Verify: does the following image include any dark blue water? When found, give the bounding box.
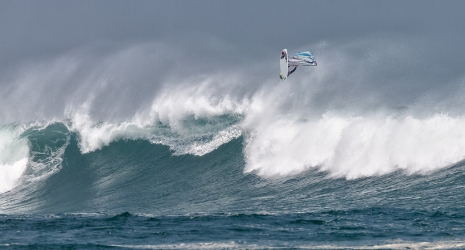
[2,208,465,249]
[1,122,465,249]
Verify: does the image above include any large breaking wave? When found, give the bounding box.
[2,35,465,214]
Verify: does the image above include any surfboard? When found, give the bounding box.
[279,49,288,80]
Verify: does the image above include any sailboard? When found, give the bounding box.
[279,49,288,80]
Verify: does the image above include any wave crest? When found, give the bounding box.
[244,113,465,179]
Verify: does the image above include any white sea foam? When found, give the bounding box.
[64,68,251,154]
[111,240,465,249]
[133,73,249,129]
[111,242,242,249]
[69,102,242,155]
[69,109,152,153]
[0,125,30,193]
[303,240,465,249]
[243,112,465,179]
[152,125,242,156]
[0,158,28,194]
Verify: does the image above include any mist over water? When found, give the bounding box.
[1,34,465,197]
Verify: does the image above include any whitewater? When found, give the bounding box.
[2,37,465,248]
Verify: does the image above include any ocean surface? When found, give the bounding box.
[1,113,465,249]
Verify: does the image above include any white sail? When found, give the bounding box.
[288,51,317,66]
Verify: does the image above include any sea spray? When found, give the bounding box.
[0,124,29,193]
[243,113,465,178]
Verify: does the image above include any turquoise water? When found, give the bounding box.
[1,122,465,248]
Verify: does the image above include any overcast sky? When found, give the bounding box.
[1,1,465,123]
[2,1,464,62]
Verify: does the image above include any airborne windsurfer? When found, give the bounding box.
[280,49,316,80]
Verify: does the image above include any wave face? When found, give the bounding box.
[1,116,465,215]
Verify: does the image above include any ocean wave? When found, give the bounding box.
[2,37,465,215]
[243,112,465,179]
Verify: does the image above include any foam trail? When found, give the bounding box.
[154,125,242,156]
